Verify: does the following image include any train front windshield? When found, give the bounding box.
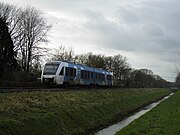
[43,63,59,75]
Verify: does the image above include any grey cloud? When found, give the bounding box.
[142,24,164,37]
[79,1,180,81]
[82,0,180,54]
[116,7,140,24]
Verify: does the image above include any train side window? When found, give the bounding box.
[87,71,89,80]
[84,70,87,79]
[87,71,89,79]
[59,67,64,75]
[73,68,76,77]
[95,73,98,80]
[69,68,75,77]
[70,68,73,77]
[91,72,93,79]
[65,67,69,76]
[87,71,88,79]
[86,71,88,79]
[88,71,90,80]
[83,70,85,79]
[107,75,112,80]
[81,70,84,79]
[102,74,105,81]
[85,70,88,79]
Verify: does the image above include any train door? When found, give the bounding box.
[77,69,81,84]
[105,74,107,86]
[56,67,64,84]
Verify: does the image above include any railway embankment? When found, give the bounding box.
[116,90,180,135]
[0,88,171,135]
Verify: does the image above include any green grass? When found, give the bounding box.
[0,88,171,135]
[116,90,180,135]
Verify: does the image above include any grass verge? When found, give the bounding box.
[0,88,171,135]
[116,90,180,135]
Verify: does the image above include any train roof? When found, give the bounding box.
[45,61,61,65]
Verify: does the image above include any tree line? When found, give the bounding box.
[0,2,176,88]
[50,46,172,88]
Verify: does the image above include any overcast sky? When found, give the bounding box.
[1,0,180,82]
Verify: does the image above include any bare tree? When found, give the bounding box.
[0,2,22,54]
[51,45,74,61]
[0,3,51,72]
[84,53,106,68]
[105,56,113,71]
[18,6,51,72]
[112,55,131,80]
[74,54,87,64]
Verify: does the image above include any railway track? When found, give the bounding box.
[0,85,119,93]
[0,87,63,93]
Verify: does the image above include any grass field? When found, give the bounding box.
[0,88,171,135]
[116,90,180,135]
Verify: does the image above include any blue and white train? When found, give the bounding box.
[41,61,113,86]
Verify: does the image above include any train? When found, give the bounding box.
[41,60,113,87]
